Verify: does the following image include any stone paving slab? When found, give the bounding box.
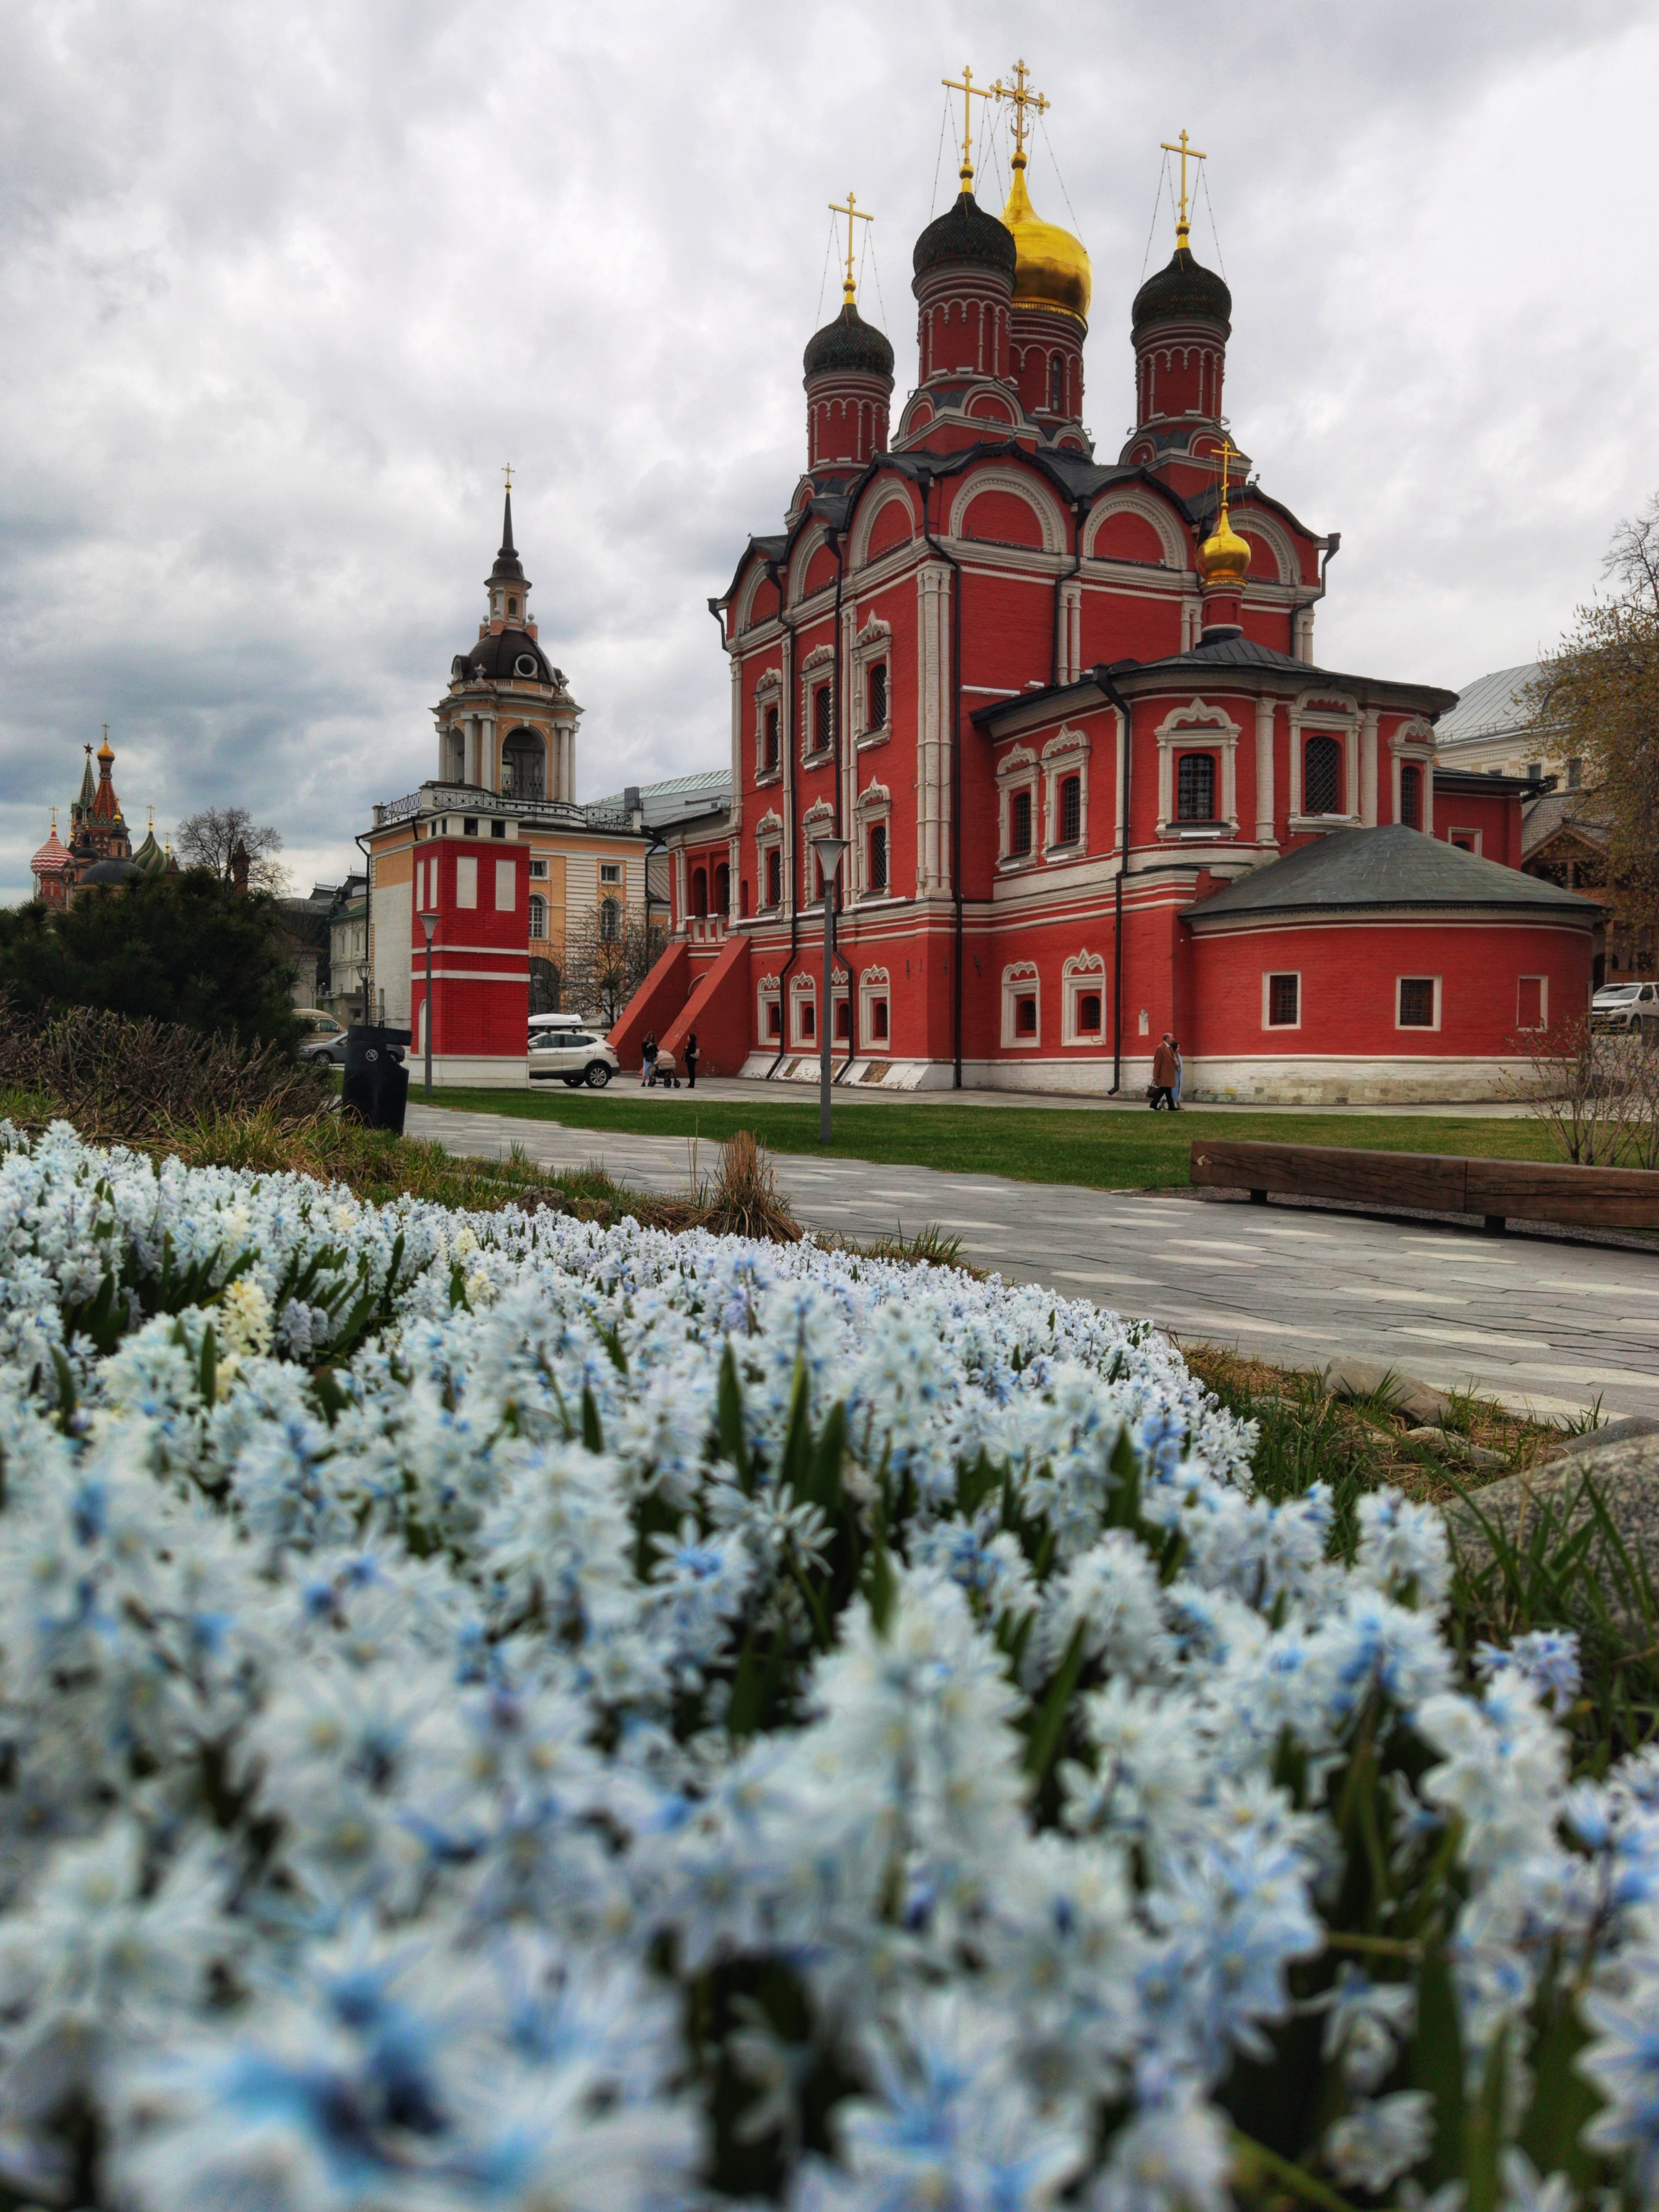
[406,1105,1657,1425]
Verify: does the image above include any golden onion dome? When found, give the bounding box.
[1198,499,1252,586]
[1000,153,1091,325]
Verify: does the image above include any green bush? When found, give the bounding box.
[0,870,300,1051]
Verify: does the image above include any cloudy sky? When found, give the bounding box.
[2,0,1655,901]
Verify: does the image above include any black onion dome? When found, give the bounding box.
[458,628,556,683]
[912,191,1016,284]
[803,301,895,384]
[79,858,139,886]
[1132,245,1231,335]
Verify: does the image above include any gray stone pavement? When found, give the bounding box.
[564,1074,1533,1117]
[406,1104,1658,1426]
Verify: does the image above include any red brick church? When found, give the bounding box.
[617,86,1600,1102]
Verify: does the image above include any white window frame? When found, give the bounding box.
[1155,700,1240,838]
[757,972,782,1044]
[996,743,1041,869]
[1516,974,1549,1031]
[1287,689,1361,830]
[858,965,892,1051]
[789,971,818,1048]
[1061,953,1106,1045]
[528,856,549,879]
[800,643,836,762]
[1448,826,1483,857]
[754,671,783,784]
[853,779,894,901]
[850,614,893,750]
[1262,970,1302,1030]
[1042,727,1090,857]
[1001,961,1041,1048]
[599,862,622,885]
[755,809,784,914]
[528,893,547,941]
[1395,974,1442,1032]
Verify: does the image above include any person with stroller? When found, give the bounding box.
[640,1033,658,1087]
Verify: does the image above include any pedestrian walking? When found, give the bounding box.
[640,1033,658,1088]
[1149,1032,1179,1111]
[684,1031,699,1089]
[1171,1036,1184,1108]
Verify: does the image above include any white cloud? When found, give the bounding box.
[2,0,1653,899]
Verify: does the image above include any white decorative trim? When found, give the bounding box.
[799,642,835,673]
[1154,698,1240,834]
[1289,688,1360,822]
[1042,727,1091,857]
[849,483,918,570]
[1061,951,1107,1045]
[787,523,832,606]
[1262,969,1302,1032]
[1001,960,1042,1048]
[1082,490,1185,570]
[1395,974,1443,1034]
[854,779,891,812]
[858,964,892,1051]
[948,466,1066,556]
[1230,505,1296,585]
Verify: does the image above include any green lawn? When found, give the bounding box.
[415,1085,1566,1192]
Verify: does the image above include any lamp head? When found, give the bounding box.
[418,911,440,943]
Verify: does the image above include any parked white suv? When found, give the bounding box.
[528,1017,618,1088]
[1592,981,1659,1033]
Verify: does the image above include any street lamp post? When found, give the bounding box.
[418,911,439,1100]
[810,838,850,1147]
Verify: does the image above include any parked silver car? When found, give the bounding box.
[1592,981,1659,1033]
[296,1009,349,1064]
[528,1024,618,1088]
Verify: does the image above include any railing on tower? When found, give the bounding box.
[372,781,632,832]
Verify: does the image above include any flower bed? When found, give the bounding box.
[0,1120,1654,2211]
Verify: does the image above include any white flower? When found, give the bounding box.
[1325,2090,1436,2193]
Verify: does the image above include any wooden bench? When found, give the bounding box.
[1188,1138,1659,1232]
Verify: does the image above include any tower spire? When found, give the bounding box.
[490,467,524,585]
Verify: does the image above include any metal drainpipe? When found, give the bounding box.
[1094,664,1135,1094]
[765,561,803,1079]
[1306,531,1341,659]
[917,465,965,1089]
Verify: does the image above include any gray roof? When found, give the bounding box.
[587,769,730,831]
[1436,663,1542,746]
[1185,823,1601,924]
[1521,787,1610,858]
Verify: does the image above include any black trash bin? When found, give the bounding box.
[341,1025,412,1134]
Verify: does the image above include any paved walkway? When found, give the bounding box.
[527,1074,1533,1117]
[406,1104,1657,1425]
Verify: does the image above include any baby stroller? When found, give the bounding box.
[649,1049,682,1090]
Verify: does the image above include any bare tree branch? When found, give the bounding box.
[174,806,289,894]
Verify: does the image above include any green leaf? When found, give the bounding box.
[1405,1935,1466,2190]
[864,1530,896,1637]
[803,1402,846,1515]
[581,1382,604,1455]
[198,1324,218,1410]
[1516,1976,1602,2190]
[1105,1422,1141,1529]
[716,1343,751,1490]
[1022,1620,1087,1794]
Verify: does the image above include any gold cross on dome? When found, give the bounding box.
[1159,127,1207,244]
[1206,433,1241,510]
[828,189,874,305]
[942,64,995,187]
[992,59,1049,158]
[502,463,514,493]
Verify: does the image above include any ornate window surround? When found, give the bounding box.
[1000,959,1042,1049]
[1288,688,1361,829]
[799,798,836,906]
[752,668,783,785]
[1061,951,1107,1045]
[799,643,836,764]
[852,779,894,902]
[1154,700,1240,837]
[995,741,1041,871]
[757,970,782,1041]
[1388,718,1437,832]
[1082,491,1186,571]
[755,808,784,914]
[858,965,892,1051]
[1041,726,1090,858]
[850,614,893,750]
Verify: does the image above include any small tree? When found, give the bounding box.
[1522,490,1659,947]
[0,872,301,1052]
[560,903,664,1030]
[174,806,289,895]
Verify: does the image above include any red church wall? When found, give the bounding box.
[1186,916,1593,1061]
[867,499,915,559]
[960,489,1049,549]
[803,546,838,598]
[1434,785,1522,867]
[1079,587,1184,669]
[1090,511,1168,565]
[410,834,530,1076]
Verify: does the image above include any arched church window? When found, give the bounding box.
[715,861,730,912]
[599,897,621,943]
[765,848,782,909]
[528,894,547,941]
[763,705,780,772]
[507,596,519,617]
[1049,355,1064,412]
[1176,752,1217,822]
[691,866,708,918]
[502,729,546,801]
[867,821,888,892]
[1304,734,1342,816]
[1059,774,1082,844]
[1399,762,1422,829]
[1010,789,1034,857]
[812,682,833,753]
